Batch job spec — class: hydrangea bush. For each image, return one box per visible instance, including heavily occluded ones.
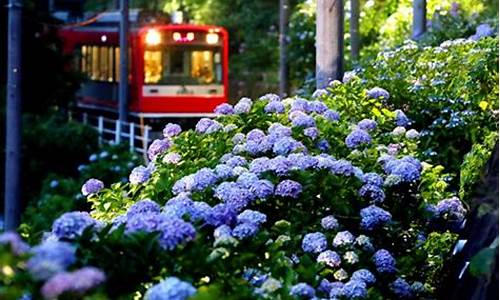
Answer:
[1,83,472,299]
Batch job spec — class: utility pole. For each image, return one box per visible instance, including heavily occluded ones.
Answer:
[412,0,426,39]
[349,0,360,61]
[316,0,344,89]
[279,0,289,98]
[119,0,129,123]
[4,0,22,230]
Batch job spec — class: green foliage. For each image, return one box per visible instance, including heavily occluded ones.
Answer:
[420,231,459,288]
[468,238,498,277]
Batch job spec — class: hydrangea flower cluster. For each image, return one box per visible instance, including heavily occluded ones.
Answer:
[360,205,392,231]
[163,123,182,137]
[366,87,390,100]
[148,138,172,160]
[0,232,29,255]
[52,211,99,239]
[27,240,76,281]
[41,267,105,299]
[144,277,196,300]
[372,249,396,274]
[81,178,104,196]
[345,129,372,148]
[302,232,328,253]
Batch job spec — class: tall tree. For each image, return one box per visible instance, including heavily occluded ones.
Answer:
[316,0,344,89]
[119,0,129,123]
[349,0,360,60]
[279,0,289,97]
[4,0,22,230]
[412,0,426,39]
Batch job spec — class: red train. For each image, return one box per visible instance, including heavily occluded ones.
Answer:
[59,11,229,119]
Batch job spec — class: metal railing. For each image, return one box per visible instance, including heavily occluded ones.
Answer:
[79,113,152,157]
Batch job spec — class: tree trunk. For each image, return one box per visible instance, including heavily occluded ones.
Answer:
[349,0,360,60]
[4,0,23,230]
[316,0,344,89]
[412,0,426,39]
[119,0,129,123]
[279,0,289,98]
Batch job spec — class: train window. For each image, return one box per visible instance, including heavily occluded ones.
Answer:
[91,46,99,80]
[78,45,126,83]
[99,46,109,81]
[114,47,120,82]
[144,46,223,85]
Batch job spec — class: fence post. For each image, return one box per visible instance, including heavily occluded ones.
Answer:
[115,120,121,144]
[129,122,134,152]
[143,125,150,161]
[98,116,104,146]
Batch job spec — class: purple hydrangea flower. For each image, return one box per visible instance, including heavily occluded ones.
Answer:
[129,166,151,184]
[290,283,315,298]
[260,93,281,102]
[0,232,29,255]
[290,111,316,128]
[232,222,259,239]
[148,138,172,160]
[264,101,285,114]
[289,153,318,170]
[323,109,340,122]
[237,209,267,226]
[359,184,386,203]
[275,180,302,198]
[304,127,319,140]
[81,178,104,196]
[372,249,396,274]
[316,139,331,152]
[310,101,328,113]
[362,173,384,187]
[395,109,411,127]
[321,215,339,230]
[27,241,76,281]
[250,179,275,199]
[317,278,335,295]
[302,232,327,253]
[192,168,218,191]
[268,123,292,140]
[343,71,357,83]
[214,164,233,180]
[273,137,303,155]
[405,129,420,139]
[351,269,376,285]
[342,280,368,299]
[317,250,341,267]
[367,87,390,100]
[226,155,248,168]
[269,156,292,176]
[357,119,377,132]
[164,194,195,218]
[436,197,466,223]
[249,157,270,174]
[360,205,392,231]
[312,89,328,99]
[232,133,245,144]
[214,103,234,115]
[195,118,215,133]
[390,278,413,298]
[329,282,345,298]
[345,129,372,149]
[144,277,196,300]
[234,100,252,114]
[41,267,106,299]
[52,211,97,240]
[332,231,355,247]
[331,159,356,176]
[163,123,182,137]
[162,152,182,165]
[236,172,259,188]
[290,98,311,112]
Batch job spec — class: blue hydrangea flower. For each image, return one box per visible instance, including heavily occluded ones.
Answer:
[351,269,376,285]
[127,199,161,217]
[330,159,356,176]
[317,250,341,267]
[162,152,182,165]
[52,211,97,240]
[329,281,345,298]
[249,157,270,174]
[243,268,269,286]
[290,98,311,112]
[214,103,234,115]
[205,203,237,226]
[372,249,396,273]
[323,109,340,122]
[213,224,232,239]
[359,184,385,203]
[144,277,196,300]
[312,89,328,99]
[394,109,410,127]
[405,129,420,139]
[360,205,392,231]
[148,138,172,160]
[0,232,29,255]
[310,101,328,113]
[362,173,383,187]
[290,111,316,128]
[304,127,319,140]
[302,232,327,253]
[367,87,390,100]
[273,137,303,155]
[288,153,318,170]
[268,123,292,138]
[332,231,355,247]
[264,100,285,114]
[250,179,275,199]
[192,168,218,191]
[342,280,368,299]
[195,118,215,133]
[317,278,334,294]
[343,71,357,83]
[237,209,267,226]
[389,161,421,182]
[357,119,377,132]
[234,100,252,114]
[27,241,76,281]
[316,139,331,152]
[390,278,413,298]
[236,172,259,188]
[259,93,280,102]
[269,156,292,176]
[163,123,182,137]
[41,267,106,299]
[345,129,372,149]
[129,166,151,184]
[436,197,466,223]
[275,180,302,198]
[321,215,339,230]
[290,283,315,298]
[226,155,247,168]
[81,178,104,196]
[232,222,258,239]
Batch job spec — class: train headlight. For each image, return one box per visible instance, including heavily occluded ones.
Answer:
[145,29,161,46]
[206,33,219,44]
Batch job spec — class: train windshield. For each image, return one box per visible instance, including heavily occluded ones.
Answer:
[144,46,223,86]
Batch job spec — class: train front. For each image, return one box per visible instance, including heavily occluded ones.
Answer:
[135,25,229,117]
